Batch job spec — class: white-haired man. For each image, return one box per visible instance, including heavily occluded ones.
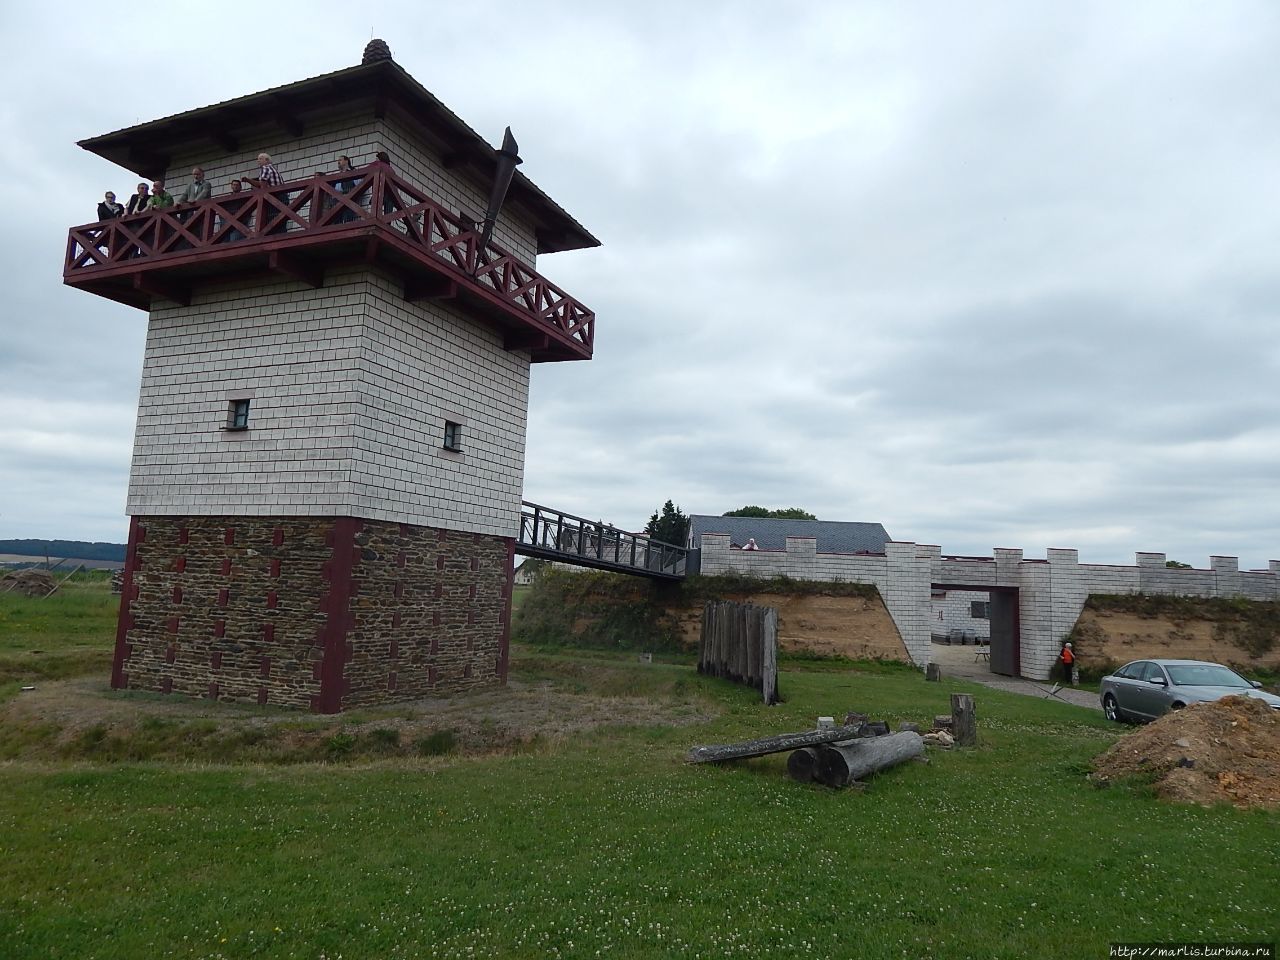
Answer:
[241,153,282,189]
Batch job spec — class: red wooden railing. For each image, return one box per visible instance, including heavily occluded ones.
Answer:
[65,162,593,357]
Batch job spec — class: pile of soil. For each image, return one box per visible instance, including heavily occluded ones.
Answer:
[1091,695,1280,809]
[1,569,57,597]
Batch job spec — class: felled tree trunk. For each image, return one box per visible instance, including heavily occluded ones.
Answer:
[787,747,820,782]
[686,724,866,764]
[815,732,925,787]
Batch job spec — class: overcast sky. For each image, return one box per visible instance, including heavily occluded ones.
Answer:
[2,2,1277,569]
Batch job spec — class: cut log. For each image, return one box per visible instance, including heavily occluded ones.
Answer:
[686,723,867,764]
[815,732,925,787]
[897,721,921,733]
[950,693,977,747]
[932,715,954,732]
[787,747,821,783]
[925,663,942,682]
[859,721,891,737]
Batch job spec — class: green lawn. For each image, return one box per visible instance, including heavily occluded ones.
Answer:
[0,573,117,699]
[0,583,1276,959]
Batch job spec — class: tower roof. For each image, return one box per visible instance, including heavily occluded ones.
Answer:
[77,48,599,255]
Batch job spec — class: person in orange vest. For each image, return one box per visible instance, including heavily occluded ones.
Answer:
[1059,641,1077,685]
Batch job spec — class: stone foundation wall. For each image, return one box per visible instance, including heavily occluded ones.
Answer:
[342,523,511,708]
[113,515,513,712]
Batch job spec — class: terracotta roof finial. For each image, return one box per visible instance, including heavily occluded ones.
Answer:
[363,39,393,64]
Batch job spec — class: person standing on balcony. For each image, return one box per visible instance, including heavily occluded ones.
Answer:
[178,167,212,204]
[334,154,356,192]
[148,180,175,210]
[125,182,150,216]
[242,153,282,189]
[97,191,123,221]
[242,153,284,233]
[218,179,249,242]
[330,154,360,224]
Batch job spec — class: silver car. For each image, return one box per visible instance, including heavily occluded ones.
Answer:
[1099,658,1280,723]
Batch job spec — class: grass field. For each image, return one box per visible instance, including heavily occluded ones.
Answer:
[0,579,1276,959]
[0,571,117,700]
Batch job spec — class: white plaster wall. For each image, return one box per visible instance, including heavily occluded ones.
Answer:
[378,109,539,264]
[157,103,540,268]
[127,267,530,538]
[352,272,529,538]
[127,273,365,517]
[931,591,991,639]
[162,105,381,204]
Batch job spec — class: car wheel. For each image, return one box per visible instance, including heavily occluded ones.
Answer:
[1169,702,1185,711]
[1103,694,1122,723]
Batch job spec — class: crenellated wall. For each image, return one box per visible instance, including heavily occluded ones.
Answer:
[699,535,1280,679]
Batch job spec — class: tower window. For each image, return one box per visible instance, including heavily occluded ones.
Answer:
[227,399,251,431]
[443,421,463,452]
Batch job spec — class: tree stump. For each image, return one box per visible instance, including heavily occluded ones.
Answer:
[950,693,977,747]
[814,732,925,787]
[925,662,942,682]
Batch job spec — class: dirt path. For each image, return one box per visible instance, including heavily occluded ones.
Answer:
[929,643,1101,710]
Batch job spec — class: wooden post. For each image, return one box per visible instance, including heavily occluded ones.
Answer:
[762,606,778,705]
[950,693,977,747]
[925,662,941,682]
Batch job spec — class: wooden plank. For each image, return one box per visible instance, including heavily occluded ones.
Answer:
[762,606,778,705]
[687,724,867,764]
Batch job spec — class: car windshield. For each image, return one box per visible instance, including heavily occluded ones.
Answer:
[1165,664,1250,687]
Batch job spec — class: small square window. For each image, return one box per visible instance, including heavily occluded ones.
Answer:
[227,399,251,431]
[443,421,463,452]
[970,600,990,619]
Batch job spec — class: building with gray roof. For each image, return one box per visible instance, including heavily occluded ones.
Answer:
[687,515,891,554]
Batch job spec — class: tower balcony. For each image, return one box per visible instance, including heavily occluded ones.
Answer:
[64,162,594,362]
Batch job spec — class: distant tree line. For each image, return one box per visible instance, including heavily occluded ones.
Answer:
[0,539,127,562]
[722,506,818,520]
[641,502,821,548]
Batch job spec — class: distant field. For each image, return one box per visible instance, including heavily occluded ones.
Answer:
[0,554,125,570]
[0,579,1275,959]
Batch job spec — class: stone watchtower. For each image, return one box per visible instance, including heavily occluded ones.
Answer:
[64,42,598,712]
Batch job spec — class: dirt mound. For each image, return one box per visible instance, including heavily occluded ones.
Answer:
[1091,696,1280,809]
[1,569,57,597]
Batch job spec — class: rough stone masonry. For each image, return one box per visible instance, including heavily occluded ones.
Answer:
[113,516,511,712]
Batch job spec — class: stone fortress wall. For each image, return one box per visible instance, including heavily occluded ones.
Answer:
[698,535,1280,679]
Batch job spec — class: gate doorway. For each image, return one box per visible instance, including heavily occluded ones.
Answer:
[931,584,1021,677]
